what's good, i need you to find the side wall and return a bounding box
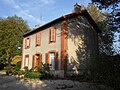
[67,15,98,76]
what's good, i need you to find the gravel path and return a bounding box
[0,73,113,90]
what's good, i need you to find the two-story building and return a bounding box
[21,4,101,77]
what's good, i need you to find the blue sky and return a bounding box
[0,0,91,29]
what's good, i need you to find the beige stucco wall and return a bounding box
[22,22,62,70]
[67,15,98,76]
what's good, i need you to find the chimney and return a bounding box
[35,24,40,29]
[74,3,82,12]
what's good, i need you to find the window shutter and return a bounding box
[39,54,42,67]
[24,57,26,67]
[53,28,56,41]
[36,33,41,46]
[50,27,56,42]
[51,29,54,41]
[26,38,30,47]
[32,55,35,67]
[45,53,49,64]
[55,52,58,70]
[25,39,27,48]
[50,30,52,41]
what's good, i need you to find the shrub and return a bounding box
[30,66,40,72]
[4,65,13,75]
[89,54,120,89]
[24,71,41,79]
[0,63,5,70]
[14,61,21,70]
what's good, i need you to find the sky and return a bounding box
[0,0,91,29]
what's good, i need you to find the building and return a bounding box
[21,4,101,77]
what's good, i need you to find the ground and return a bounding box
[0,72,113,90]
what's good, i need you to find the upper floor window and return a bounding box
[25,38,30,49]
[49,27,56,43]
[36,32,41,46]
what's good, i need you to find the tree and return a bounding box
[91,0,120,9]
[90,1,120,89]
[87,3,105,22]
[91,0,120,55]
[86,3,115,55]
[0,15,30,64]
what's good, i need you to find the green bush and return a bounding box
[11,61,22,75]
[14,61,21,70]
[89,54,120,89]
[13,69,24,75]
[24,71,41,79]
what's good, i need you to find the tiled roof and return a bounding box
[23,10,101,37]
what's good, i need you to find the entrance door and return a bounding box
[33,54,41,67]
[50,52,55,70]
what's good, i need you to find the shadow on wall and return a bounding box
[66,15,98,77]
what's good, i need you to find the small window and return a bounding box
[36,32,41,46]
[24,55,29,67]
[49,27,56,43]
[25,38,30,49]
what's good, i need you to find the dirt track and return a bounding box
[0,73,113,90]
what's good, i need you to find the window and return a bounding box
[24,55,29,67]
[45,51,58,70]
[25,38,30,49]
[49,52,55,70]
[36,32,41,46]
[49,27,56,43]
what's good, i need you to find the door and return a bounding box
[50,52,55,70]
[32,54,41,68]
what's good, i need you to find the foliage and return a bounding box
[13,69,24,75]
[24,71,41,79]
[14,61,21,70]
[86,3,114,55]
[4,65,13,75]
[87,3,106,22]
[11,61,21,75]
[29,64,53,79]
[0,15,30,64]
[91,0,120,9]
[0,63,5,70]
[92,0,120,55]
[89,54,120,89]
[4,65,13,71]
[11,55,22,65]
[39,64,53,79]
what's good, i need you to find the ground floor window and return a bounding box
[49,52,55,70]
[46,51,58,70]
[24,55,29,67]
